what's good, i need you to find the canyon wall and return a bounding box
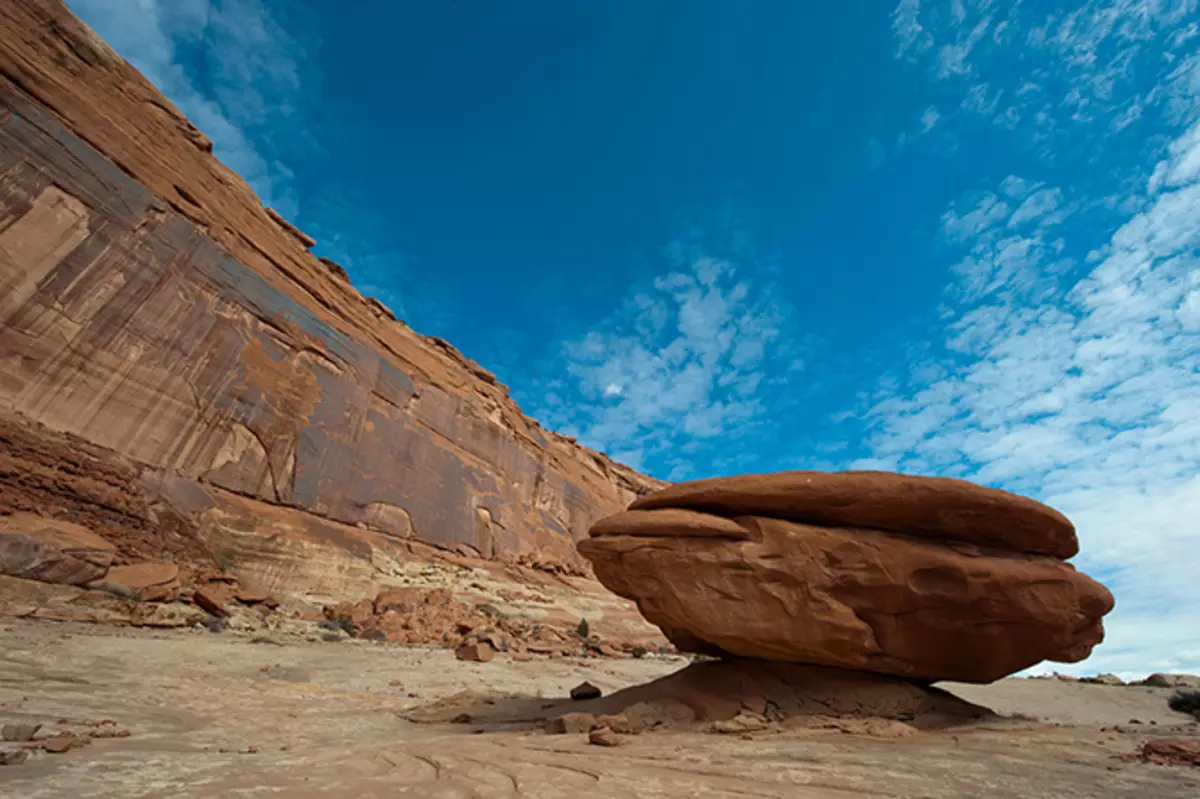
[0,0,660,601]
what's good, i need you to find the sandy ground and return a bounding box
[1,620,1197,798]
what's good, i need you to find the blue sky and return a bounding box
[69,0,1198,678]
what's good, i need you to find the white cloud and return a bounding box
[892,0,1200,147]
[857,137,1200,674]
[936,14,993,78]
[1008,187,1064,228]
[66,0,304,216]
[536,252,804,480]
[893,0,932,59]
[920,105,941,132]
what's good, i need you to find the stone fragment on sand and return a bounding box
[462,625,511,652]
[580,511,1112,683]
[570,681,602,701]
[0,513,116,585]
[545,713,596,734]
[193,585,230,617]
[712,713,769,734]
[42,736,74,753]
[1139,738,1200,766]
[628,470,1078,557]
[594,713,639,734]
[455,642,494,662]
[234,587,271,605]
[92,562,180,600]
[588,727,622,747]
[131,602,208,628]
[0,748,30,765]
[1,722,40,742]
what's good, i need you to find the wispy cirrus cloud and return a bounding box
[67,0,310,216]
[895,0,1200,152]
[532,237,807,480]
[865,0,1200,676]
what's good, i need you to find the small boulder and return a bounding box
[93,562,180,601]
[0,748,30,766]
[1,722,41,742]
[456,642,494,663]
[193,585,230,617]
[570,681,602,701]
[1139,738,1200,766]
[594,713,639,734]
[0,514,116,585]
[588,727,623,747]
[544,713,595,734]
[42,736,74,754]
[235,587,272,605]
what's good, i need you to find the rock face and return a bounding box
[580,472,1115,683]
[0,0,660,598]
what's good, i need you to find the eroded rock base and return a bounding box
[407,658,992,730]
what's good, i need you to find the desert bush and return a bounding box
[631,646,647,659]
[576,618,590,639]
[1168,689,1200,716]
[318,616,356,636]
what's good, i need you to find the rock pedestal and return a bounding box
[579,471,1114,684]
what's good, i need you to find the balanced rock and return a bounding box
[580,472,1113,684]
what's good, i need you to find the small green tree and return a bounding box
[576,618,589,639]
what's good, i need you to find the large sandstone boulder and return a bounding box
[0,513,116,585]
[580,473,1114,684]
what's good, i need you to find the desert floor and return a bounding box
[1,619,1197,798]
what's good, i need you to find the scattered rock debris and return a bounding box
[545,713,595,735]
[588,727,623,747]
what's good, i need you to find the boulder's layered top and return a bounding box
[581,472,1114,683]
[628,470,1078,558]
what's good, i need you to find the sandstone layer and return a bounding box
[629,470,1078,557]
[0,0,660,608]
[581,475,1115,683]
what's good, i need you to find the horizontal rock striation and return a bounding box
[0,0,661,592]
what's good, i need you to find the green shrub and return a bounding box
[631,646,647,659]
[576,618,590,639]
[318,615,356,636]
[1168,689,1200,715]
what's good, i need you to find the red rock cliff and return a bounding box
[0,0,661,596]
